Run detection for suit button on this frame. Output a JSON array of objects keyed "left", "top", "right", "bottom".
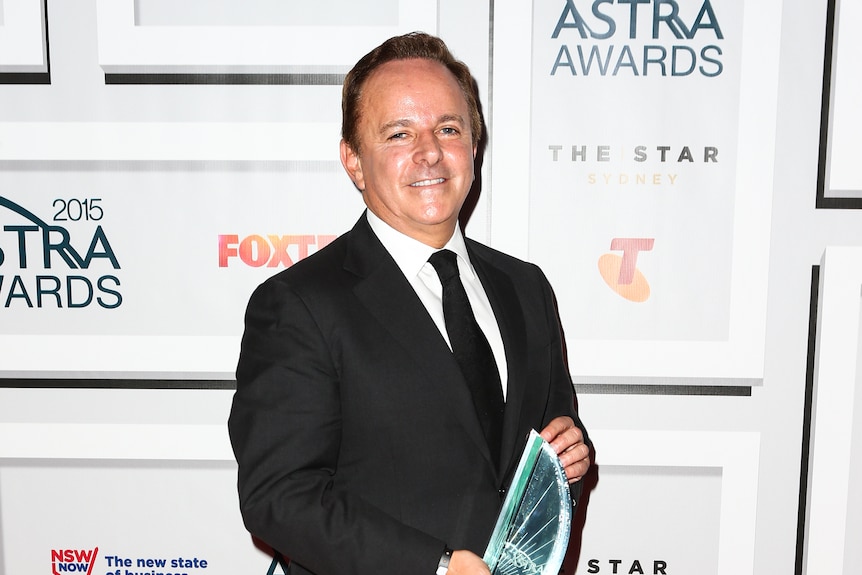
[{"left": 498, "top": 488, "right": 506, "bottom": 496}]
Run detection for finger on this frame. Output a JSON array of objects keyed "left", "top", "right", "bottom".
[
  {"left": 549, "top": 426, "right": 584, "bottom": 455},
  {"left": 559, "top": 443, "right": 590, "bottom": 482},
  {"left": 565, "top": 454, "right": 591, "bottom": 483},
  {"left": 539, "top": 416, "right": 575, "bottom": 445}
]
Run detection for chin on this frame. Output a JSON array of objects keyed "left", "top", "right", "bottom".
[
  {"left": 418, "top": 212, "right": 458, "bottom": 227},
  {"left": 420, "top": 202, "right": 462, "bottom": 220}
]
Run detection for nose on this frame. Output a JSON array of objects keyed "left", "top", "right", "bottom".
[{"left": 412, "top": 131, "right": 442, "bottom": 165}]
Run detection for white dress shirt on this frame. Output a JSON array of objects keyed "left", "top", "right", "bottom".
[{"left": 365, "top": 210, "right": 508, "bottom": 400}]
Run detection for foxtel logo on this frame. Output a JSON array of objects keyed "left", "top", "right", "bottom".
[
  {"left": 218, "top": 234, "right": 336, "bottom": 268},
  {"left": 51, "top": 548, "right": 98, "bottom": 575},
  {"left": 598, "top": 238, "right": 654, "bottom": 302}
]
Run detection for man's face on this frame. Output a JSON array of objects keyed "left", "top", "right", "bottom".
[{"left": 340, "top": 58, "right": 477, "bottom": 248}]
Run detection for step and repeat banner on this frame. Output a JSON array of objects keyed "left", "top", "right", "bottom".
[
  {"left": 805, "top": 247, "right": 862, "bottom": 574},
  {"left": 492, "top": 0, "right": 778, "bottom": 387},
  {"left": 1, "top": 1, "right": 859, "bottom": 574},
  {"left": 0, "top": 0, "right": 448, "bottom": 380},
  {"left": 491, "top": 2, "right": 777, "bottom": 573},
  {"left": 818, "top": 0, "right": 862, "bottom": 206}
]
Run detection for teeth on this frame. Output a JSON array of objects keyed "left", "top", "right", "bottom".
[{"left": 410, "top": 178, "right": 445, "bottom": 187}]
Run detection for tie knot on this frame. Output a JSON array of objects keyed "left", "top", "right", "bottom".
[{"left": 428, "top": 249, "right": 459, "bottom": 284}]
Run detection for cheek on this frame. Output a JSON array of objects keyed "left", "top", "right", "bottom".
[
  {"left": 367, "top": 153, "right": 407, "bottom": 184},
  {"left": 449, "top": 145, "right": 476, "bottom": 169}
]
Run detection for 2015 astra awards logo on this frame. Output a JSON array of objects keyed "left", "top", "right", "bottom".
[{"left": 0, "top": 196, "right": 122, "bottom": 309}]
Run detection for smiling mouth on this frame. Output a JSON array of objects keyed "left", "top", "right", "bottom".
[{"left": 410, "top": 178, "right": 446, "bottom": 187}]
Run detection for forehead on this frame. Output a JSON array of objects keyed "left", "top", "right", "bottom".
[{"left": 359, "top": 58, "right": 469, "bottom": 121}]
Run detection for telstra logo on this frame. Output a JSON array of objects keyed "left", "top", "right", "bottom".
[{"left": 597, "top": 238, "right": 654, "bottom": 302}]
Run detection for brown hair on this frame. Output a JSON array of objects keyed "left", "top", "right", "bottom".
[{"left": 341, "top": 32, "right": 483, "bottom": 154}]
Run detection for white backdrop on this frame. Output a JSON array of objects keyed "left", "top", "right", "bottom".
[{"left": 1, "top": 1, "right": 861, "bottom": 574}]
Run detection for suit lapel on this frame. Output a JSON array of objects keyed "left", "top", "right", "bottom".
[
  {"left": 468, "top": 245, "right": 530, "bottom": 479},
  {"left": 343, "top": 216, "right": 496, "bottom": 469}
]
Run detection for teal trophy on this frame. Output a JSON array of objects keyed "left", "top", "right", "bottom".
[{"left": 483, "top": 430, "right": 572, "bottom": 575}]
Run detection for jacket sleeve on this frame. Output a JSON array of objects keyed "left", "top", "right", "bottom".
[{"left": 536, "top": 265, "right": 592, "bottom": 502}]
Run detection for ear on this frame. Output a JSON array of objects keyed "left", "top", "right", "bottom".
[{"left": 340, "top": 139, "right": 365, "bottom": 191}]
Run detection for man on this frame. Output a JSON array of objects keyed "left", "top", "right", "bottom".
[{"left": 228, "top": 32, "right": 590, "bottom": 575}]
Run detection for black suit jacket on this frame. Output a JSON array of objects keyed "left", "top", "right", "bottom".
[{"left": 228, "top": 213, "right": 586, "bottom": 575}]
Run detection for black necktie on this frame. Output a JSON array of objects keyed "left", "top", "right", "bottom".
[{"left": 428, "top": 249, "right": 504, "bottom": 468}]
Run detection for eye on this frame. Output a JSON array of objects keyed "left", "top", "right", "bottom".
[
  {"left": 387, "top": 132, "right": 408, "bottom": 141},
  {"left": 439, "top": 126, "right": 460, "bottom": 136}
]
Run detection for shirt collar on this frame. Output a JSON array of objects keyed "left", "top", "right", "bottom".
[{"left": 365, "top": 210, "right": 474, "bottom": 280}]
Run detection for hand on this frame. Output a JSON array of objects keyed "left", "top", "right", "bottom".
[
  {"left": 448, "top": 550, "right": 491, "bottom": 575},
  {"left": 539, "top": 416, "right": 590, "bottom": 483}
]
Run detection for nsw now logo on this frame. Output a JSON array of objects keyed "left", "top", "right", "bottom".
[{"left": 51, "top": 547, "right": 98, "bottom": 575}]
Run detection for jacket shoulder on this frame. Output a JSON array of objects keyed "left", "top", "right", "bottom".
[{"left": 465, "top": 238, "right": 543, "bottom": 277}]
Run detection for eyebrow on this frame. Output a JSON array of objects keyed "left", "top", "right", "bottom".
[{"left": 377, "top": 114, "right": 467, "bottom": 136}]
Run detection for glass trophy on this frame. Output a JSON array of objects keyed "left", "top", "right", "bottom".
[{"left": 483, "top": 429, "right": 572, "bottom": 575}]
